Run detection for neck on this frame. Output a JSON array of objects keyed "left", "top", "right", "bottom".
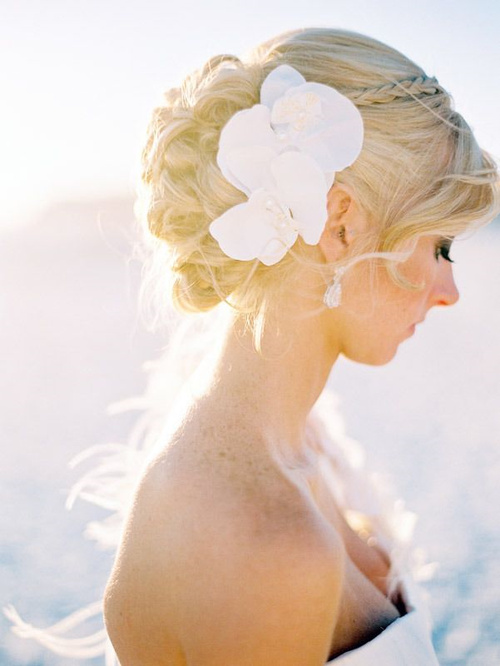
[{"left": 202, "top": 306, "right": 339, "bottom": 458}]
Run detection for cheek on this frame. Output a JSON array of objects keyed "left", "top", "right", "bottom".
[
  {"left": 397, "top": 238, "right": 439, "bottom": 293},
  {"left": 335, "top": 248, "right": 437, "bottom": 365},
  {"left": 374, "top": 251, "right": 435, "bottom": 320},
  {"left": 338, "top": 267, "right": 425, "bottom": 363},
  {"left": 345, "top": 262, "right": 420, "bottom": 324}
]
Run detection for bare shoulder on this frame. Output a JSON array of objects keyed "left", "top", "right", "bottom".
[{"left": 104, "top": 436, "right": 345, "bottom": 665}]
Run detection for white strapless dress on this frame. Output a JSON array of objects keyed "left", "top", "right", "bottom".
[{"left": 305, "top": 392, "right": 441, "bottom": 665}]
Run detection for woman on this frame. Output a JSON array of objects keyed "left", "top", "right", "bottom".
[{"left": 102, "top": 28, "right": 499, "bottom": 665}]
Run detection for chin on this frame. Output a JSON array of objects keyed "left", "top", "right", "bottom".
[{"left": 341, "top": 344, "right": 400, "bottom": 367}]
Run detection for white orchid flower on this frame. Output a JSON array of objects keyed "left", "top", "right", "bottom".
[
  {"left": 210, "top": 64, "right": 364, "bottom": 265},
  {"left": 262, "top": 65, "right": 364, "bottom": 173},
  {"left": 210, "top": 151, "right": 329, "bottom": 266}
]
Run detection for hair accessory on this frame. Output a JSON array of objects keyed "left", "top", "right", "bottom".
[
  {"left": 209, "top": 65, "right": 364, "bottom": 266},
  {"left": 323, "top": 266, "right": 347, "bottom": 308}
]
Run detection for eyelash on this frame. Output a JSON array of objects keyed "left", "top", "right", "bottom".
[{"left": 434, "top": 238, "right": 454, "bottom": 263}]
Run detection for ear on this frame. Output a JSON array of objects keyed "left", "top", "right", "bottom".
[{"left": 318, "top": 182, "right": 368, "bottom": 262}]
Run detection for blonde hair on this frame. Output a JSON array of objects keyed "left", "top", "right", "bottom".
[{"left": 135, "top": 27, "right": 500, "bottom": 336}]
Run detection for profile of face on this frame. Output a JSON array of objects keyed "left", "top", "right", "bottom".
[
  {"left": 340, "top": 235, "right": 459, "bottom": 365},
  {"left": 319, "top": 185, "right": 460, "bottom": 366}
]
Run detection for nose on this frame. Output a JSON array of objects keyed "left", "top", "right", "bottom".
[{"left": 431, "top": 262, "right": 460, "bottom": 307}]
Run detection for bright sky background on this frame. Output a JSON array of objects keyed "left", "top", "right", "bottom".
[{"left": 1, "top": 0, "right": 499, "bottom": 229}]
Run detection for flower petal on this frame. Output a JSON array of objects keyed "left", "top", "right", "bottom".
[
  {"left": 260, "top": 65, "right": 306, "bottom": 110},
  {"left": 217, "top": 105, "right": 278, "bottom": 194},
  {"left": 209, "top": 189, "right": 297, "bottom": 264},
  {"left": 293, "top": 82, "right": 364, "bottom": 171},
  {"left": 324, "top": 171, "right": 336, "bottom": 189},
  {"left": 271, "top": 152, "right": 329, "bottom": 245},
  {"left": 223, "top": 145, "right": 276, "bottom": 194},
  {"left": 258, "top": 236, "right": 295, "bottom": 266}
]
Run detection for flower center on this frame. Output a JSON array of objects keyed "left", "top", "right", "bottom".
[
  {"left": 264, "top": 196, "right": 298, "bottom": 233},
  {"left": 273, "top": 91, "right": 322, "bottom": 132}
]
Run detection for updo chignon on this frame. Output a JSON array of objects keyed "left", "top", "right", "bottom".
[{"left": 136, "top": 28, "right": 500, "bottom": 330}]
